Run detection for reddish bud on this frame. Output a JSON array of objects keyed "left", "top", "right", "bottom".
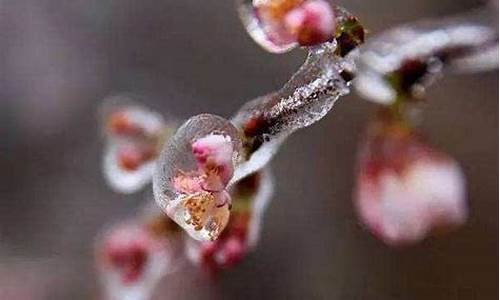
[{"left": 284, "top": 0, "right": 336, "bottom": 46}]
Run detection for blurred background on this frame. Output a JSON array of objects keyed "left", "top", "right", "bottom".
[{"left": 1, "top": 0, "right": 498, "bottom": 299}]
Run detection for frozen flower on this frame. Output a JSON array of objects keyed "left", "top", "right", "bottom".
[
  {"left": 96, "top": 222, "right": 174, "bottom": 300},
  {"left": 354, "top": 118, "right": 467, "bottom": 246},
  {"left": 239, "top": 0, "right": 336, "bottom": 53},
  {"left": 153, "top": 114, "right": 243, "bottom": 242},
  {"left": 283, "top": 0, "right": 336, "bottom": 46},
  {"left": 191, "top": 134, "right": 235, "bottom": 191}
]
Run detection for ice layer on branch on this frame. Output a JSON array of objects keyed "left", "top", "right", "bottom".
[{"left": 354, "top": 12, "right": 498, "bottom": 104}]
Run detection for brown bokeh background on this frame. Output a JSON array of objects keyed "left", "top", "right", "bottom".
[{"left": 1, "top": 0, "right": 498, "bottom": 299}]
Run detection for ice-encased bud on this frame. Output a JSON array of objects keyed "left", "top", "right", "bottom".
[
  {"left": 100, "top": 95, "right": 174, "bottom": 194},
  {"left": 354, "top": 17, "right": 497, "bottom": 104},
  {"left": 185, "top": 169, "right": 274, "bottom": 274},
  {"left": 192, "top": 133, "right": 235, "bottom": 190},
  {"left": 153, "top": 114, "right": 242, "bottom": 242},
  {"left": 284, "top": 0, "right": 336, "bottom": 46},
  {"left": 239, "top": 0, "right": 337, "bottom": 53},
  {"left": 239, "top": 0, "right": 300, "bottom": 53},
  {"left": 96, "top": 222, "right": 173, "bottom": 300},
  {"left": 354, "top": 119, "right": 467, "bottom": 246}
]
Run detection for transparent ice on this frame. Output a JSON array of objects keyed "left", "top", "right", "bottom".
[
  {"left": 354, "top": 12, "right": 498, "bottom": 104},
  {"left": 153, "top": 114, "right": 243, "bottom": 242},
  {"left": 231, "top": 40, "right": 351, "bottom": 182}
]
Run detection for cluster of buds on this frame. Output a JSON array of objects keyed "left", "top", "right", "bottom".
[
  {"left": 95, "top": 213, "right": 181, "bottom": 300},
  {"left": 101, "top": 95, "right": 175, "bottom": 193},
  {"left": 354, "top": 111, "right": 468, "bottom": 246}
]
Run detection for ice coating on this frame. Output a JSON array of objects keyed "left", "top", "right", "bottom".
[
  {"left": 96, "top": 222, "right": 174, "bottom": 300},
  {"left": 354, "top": 16, "right": 498, "bottom": 104},
  {"left": 238, "top": 0, "right": 299, "bottom": 53},
  {"left": 185, "top": 169, "right": 274, "bottom": 273},
  {"left": 153, "top": 114, "right": 242, "bottom": 242},
  {"left": 239, "top": 1, "right": 361, "bottom": 54},
  {"left": 100, "top": 95, "right": 175, "bottom": 194},
  {"left": 231, "top": 41, "right": 350, "bottom": 182}
]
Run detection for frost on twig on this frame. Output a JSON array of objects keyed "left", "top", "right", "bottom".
[{"left": 354, "top": 9, "right": 498, "bottom": 105}]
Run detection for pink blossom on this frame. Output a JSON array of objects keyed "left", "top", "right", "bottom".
[
  {"left": 191, "top": 133, "right": 234, "bottom": 190},
  {"left": 284, "top": 0, "right": 336, "bottom": 46},
  {"left": 96, "top": 222, "right": 173, "bottom": 300},
  {"left": 354, "top": 122, "right": 467, "bottom": 246},
  {"left": 253, "top": 0, "right": 336, "bottom": 49}
]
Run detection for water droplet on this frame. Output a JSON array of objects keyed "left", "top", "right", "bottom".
[{"left": 153, "top": 114, "right": 242, "bottom": 241}]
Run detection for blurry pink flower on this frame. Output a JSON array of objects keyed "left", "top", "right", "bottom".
[
  {"left": 116, "top": 145, "right": 156, "bottom": 172},
  {"left": 107, "top": 110, "right": 144, "bottom": 138},
  {"left": 354, "top": 121, "right": 467, "bottom": 246},
  {"left": 96, "top": 222, "right": 173, "bottom": 300},
  {"left": 101, "top": 99, "right": 173, "bottom": 194},
  {"left": 284, "top": 0, "right": 336, "bottom": 46}
]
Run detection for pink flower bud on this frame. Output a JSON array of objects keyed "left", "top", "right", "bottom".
[
  {"left": 191, "top": 134, "right": 234, "bottom": 190},
  {"left": 250, "top": 0, "right": 336, "bottom": 51},
  {"left": 354, "top": 122, "right": 467, "bottom": 246},
  {"left": 284, "top": 0, "right": 336, "bottom": 46}
]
